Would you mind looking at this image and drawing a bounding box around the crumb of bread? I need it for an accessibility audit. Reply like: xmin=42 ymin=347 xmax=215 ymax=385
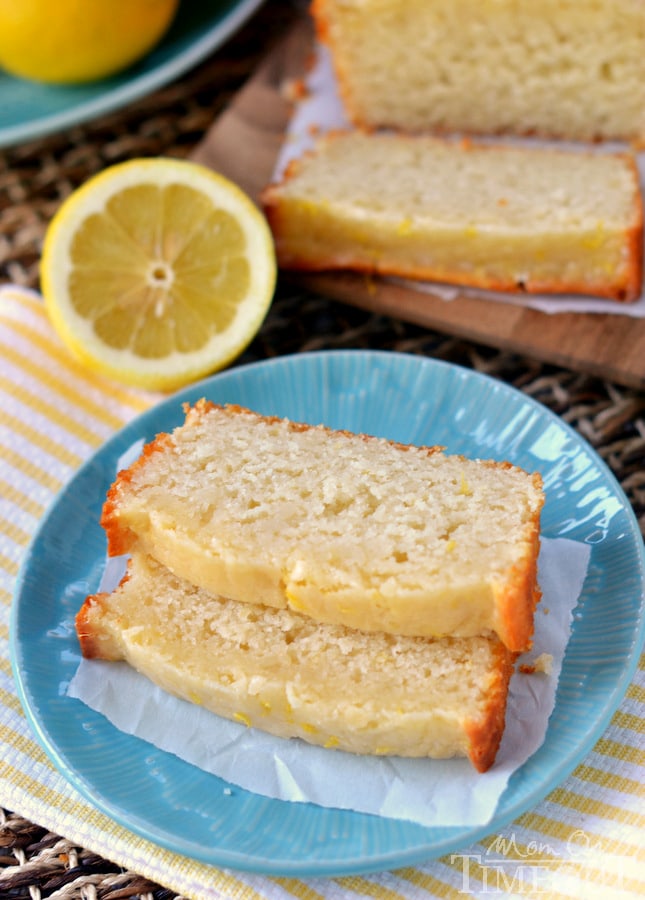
xmin=281 ymin=77 xmax=308 ymax=102
xmin=520 ymin=653 xmax=553 ymax=676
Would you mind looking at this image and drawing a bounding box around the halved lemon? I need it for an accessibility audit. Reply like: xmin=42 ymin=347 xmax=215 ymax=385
xmin=41 ymin=158 xmax=277 ymax=391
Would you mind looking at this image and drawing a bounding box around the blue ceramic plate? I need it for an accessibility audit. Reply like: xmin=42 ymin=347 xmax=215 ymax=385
xmin=0 ymin=0 xmax=264 ymax=148
xmin=11 ymin=350 xmax=645 ymax=876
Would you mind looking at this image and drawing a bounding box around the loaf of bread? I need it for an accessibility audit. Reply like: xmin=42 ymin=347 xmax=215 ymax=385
xmin=76 ymin=553 xmax=515 ymax=771
xmin=311 ymin=0 xmax=645 ymax=145
xmin=101 ymin=400 xmax=544 ymax=652
xmin=261 ymin=132 xmax=643 ymax=302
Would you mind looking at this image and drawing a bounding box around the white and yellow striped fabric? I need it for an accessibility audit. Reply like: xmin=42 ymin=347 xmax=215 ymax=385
xmin=1 ymin=285 xmax=643 ymax=899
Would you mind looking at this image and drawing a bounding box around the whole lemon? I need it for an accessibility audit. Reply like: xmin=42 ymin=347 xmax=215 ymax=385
xmin=0 ymin=0 xmax=179 ymax=84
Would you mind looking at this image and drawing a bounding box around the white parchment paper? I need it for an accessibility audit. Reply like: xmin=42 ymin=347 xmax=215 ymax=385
xmin=68 ymin=533 xmax=590 ymax=829
xmin=272 ymin=44 xmax=645 ymax=319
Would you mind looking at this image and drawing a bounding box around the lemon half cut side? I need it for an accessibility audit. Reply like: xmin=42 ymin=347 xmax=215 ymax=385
xmin=41 ymin=158 xmax=277 ymax=391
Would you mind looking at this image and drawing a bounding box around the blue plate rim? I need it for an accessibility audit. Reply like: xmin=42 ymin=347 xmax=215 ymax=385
xmin=0 ymin=0 xmax=265 ymax=148
xmin=10 ymin=348 xmax=645 ymax=876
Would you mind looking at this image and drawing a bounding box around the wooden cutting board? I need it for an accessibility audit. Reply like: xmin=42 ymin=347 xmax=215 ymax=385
xmin=192 ymin=16 xmax=645 ymax=391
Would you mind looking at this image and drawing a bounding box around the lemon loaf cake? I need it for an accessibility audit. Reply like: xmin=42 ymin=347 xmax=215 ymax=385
xmin=76 ymin=553 xmax=515 ymax=771
xmin=261 ymin=132 xmax=643 ymax=302
xmin=311 ymin=0 xmax=645 ymax=144
xmin=101 ymin=400 xmax=544 ymax=652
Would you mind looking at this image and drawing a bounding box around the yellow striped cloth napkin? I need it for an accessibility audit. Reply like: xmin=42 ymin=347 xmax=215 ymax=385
xmin=1 ymin=285 xmax=644 ymax=899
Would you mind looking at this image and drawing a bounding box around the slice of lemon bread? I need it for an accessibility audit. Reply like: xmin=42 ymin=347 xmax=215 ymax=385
xmin=77 ymin=553 xmax=515 ymax=771
xmin=311 ymin=0 xmax=645 ymax=144
xmin=261 ymin=132 xmax=643 ymax=302
xmin=102 ymin=400 xmax=544 ymax=652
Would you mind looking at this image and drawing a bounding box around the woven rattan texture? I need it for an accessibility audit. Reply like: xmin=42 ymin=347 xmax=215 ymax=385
xmin=0 ymin=809 xmax=178 ymax=900
xmin=0 ymin=3 xmax=643 ymax=898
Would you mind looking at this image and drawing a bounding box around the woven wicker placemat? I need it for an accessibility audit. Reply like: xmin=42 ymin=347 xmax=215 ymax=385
xmin=0 ymin=808 xmax=176 ymax=900
xmin=0 ymin=2 xmax=643 ymax=897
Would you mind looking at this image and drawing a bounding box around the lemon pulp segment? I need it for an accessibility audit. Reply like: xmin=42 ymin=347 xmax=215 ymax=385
xmin=69 ymin=184 xmax=248 ymax=358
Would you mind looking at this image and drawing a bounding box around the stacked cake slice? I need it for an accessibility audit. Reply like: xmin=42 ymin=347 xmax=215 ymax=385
xmin=76 ymin=400 xmax=544 ymax=771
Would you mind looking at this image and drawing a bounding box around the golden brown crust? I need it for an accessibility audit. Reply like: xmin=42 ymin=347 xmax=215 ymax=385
xmin=493 ymin=470 xmax=543 ymax=652
xmin=76 ymin=594 xmax=116 ymax=660
xmin=76 ymin=565 xmax=134 ymax=660
xmin=309 ymin=0 xmax=361 ymax=125
xmin=75 ymin=596 xmax=100 ymax=658
xmin=496 ymin=534 xmax=542 ymax=653
xmin=465 ymin=644 xmax=516 ymax=773
xmin=621 ymin=154 xmax=645 ymax=300
xmin=101 ymin=430 xmax=173 ymax=556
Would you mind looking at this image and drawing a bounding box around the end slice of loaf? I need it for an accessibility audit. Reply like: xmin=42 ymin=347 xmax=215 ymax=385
xmin=312 ymin=0 xmax=645 ymax=145
xmin=101 ymin=400 xmax=544 ymax=652
xmin=261 ymin=132 xmax=643 ymax=302
xmin=76 ymin=553 xmax=515 ymax=771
